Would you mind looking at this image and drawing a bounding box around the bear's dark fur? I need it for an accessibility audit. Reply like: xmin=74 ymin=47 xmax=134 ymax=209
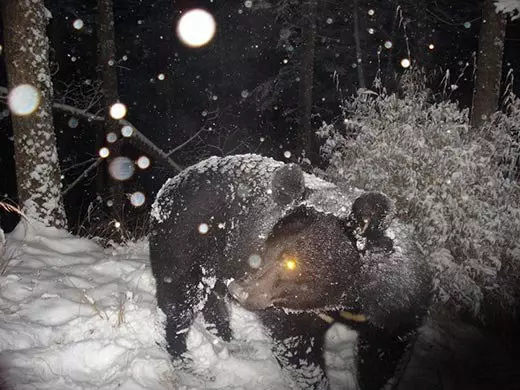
xmin=150 ymin=154 xmax=432 ymax=389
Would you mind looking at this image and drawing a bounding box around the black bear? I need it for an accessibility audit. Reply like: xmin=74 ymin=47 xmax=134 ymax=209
xmin=149 ymin=154 xmax=431 ymax=389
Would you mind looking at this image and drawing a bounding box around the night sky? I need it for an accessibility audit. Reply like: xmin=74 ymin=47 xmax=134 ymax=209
xmin=0 ymin=0 xmax=519 ymax=233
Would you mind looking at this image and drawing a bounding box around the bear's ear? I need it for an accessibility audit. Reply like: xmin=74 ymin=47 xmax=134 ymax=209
xmin=350 ymin=191 xmax=394 ymax=235
xmin=271 ymin=163 xmax=305 ymax=206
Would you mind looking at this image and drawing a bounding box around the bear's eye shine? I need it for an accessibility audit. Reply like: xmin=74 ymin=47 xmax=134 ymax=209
xmin=281 ymin=254 xmax=298 ymax=271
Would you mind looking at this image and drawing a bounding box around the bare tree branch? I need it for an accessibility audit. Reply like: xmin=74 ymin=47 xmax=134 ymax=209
xmin=0 ymin=85 xmax=183 ymax=172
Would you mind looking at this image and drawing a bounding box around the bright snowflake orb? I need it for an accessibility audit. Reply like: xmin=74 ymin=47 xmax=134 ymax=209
xmin=121 ymin=125 xmax=134 ymax=137
xmin=463 ymin=21 xmax=471 ymax=29
xmin=248 ymin=254 xmax=262 ymax=269
xmin=176 ymin=9 xmax=216 ymax=48
xmin=137 ymin=155 xmax=150 ymax=169
xmin=68 ymin=117 xmax=79 ymax=128
xmin=367 ymin=28 xmax=375 ymax=34
xmin=368 ymin=9 xmax=375 ymax=16
xmin=8 ymin=84 xmax=40 ymax=116
xmin=244 ymin=0 xmax=253 ymax=8
xmin=400 ymin=58 xmax=411 ymax=68
xmin=198 ymin=223 xmax=209 ymax=234
xmin=260 ymin=137 xmax=265 ymax=142
xmin=384 ymin=40 xmax=393 ymax=49
xmin=73 ymin=19 xmax=84 ymax=30
xmin=106 ymin=132 xmax=117 ymax=143
xmin=283 ymin=151 xmax=291 ymax=159
xmin=106 ymin=200 xmax=114 ymax=207
xmin=241 ymin=90 xmax=249 ymax=98
xmin=130 ymin=191 xmax=146 ymax=207
xmin=99 ymin=147 xmax=110 ymax=158
xmin=108 ymin=156 xmax=135 ymax=181
xmin=428 ymin=43 xmax=435 ymax=50
xmin=326 ymin=18 xmax=333 ymax=24
xmin=109 ymin=102 xmax=127 ymax=119
xmin=158 ymin=73 xmax=165 ymax=80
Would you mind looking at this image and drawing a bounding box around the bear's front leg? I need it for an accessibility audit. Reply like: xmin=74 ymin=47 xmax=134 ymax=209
xmin=260 ymin=310 xmax=329 ymax=390
xmin=156 ymin=272 xmax=209 ymax=360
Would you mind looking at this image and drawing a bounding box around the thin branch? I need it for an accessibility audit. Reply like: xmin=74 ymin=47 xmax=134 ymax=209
xmin=167 ymin=126 xmax=207 ymax=156
xmin=0 ymin=86 xmax=183 ymax=172
xmin=62 ymin=158 xmax=103 ymax=196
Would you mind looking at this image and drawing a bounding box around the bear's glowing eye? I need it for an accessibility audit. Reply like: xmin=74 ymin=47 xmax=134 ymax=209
xmin=282 ymin=255 xmax=298 ymax=271
xmin=285 ymin=259 xmax=297 ymax=270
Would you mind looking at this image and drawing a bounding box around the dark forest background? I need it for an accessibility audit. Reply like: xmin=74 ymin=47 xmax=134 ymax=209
xmin=1 ymin=0 xmax=519 ymax=236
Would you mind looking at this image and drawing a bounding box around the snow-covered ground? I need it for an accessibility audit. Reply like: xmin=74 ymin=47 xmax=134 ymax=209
xmin=0 ymin=220 xmax=358 ymax=390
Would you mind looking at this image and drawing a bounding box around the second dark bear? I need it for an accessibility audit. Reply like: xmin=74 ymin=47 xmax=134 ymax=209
xmin=150 ymin=154 xmax=431 ymax=389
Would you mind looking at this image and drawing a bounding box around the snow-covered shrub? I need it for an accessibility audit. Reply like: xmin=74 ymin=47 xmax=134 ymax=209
xmin=318 ymin=73 xmax=520 ymax=319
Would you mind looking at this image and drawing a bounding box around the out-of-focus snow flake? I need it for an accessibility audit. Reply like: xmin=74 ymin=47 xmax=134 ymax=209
xmin=137 ymin=156 xmax=150 ymax=169
xmin=198 ymin=223 xmax=209 ymax=234
xmin=280 ymin=28 xmax=291 ymax=40
xmin=106 ymin=132 xmax=117 ymax=143
xmin=326 ymin=18 xmax=333 ymax=24
xmin=384 ymin=41 xmax=393 ymax=49
xmin=73 ymin=19 xmax=84 ymax=30
xmin=400 ymin=58 xmax=411 ymax=68
xmin=428 ymin=43 xmax=435 ymax=50
xmin=367 ymin=28 xmax=375 ymax=34
xmin=108 ymin=157 xmax=135 ymax=181
xmin=368 ymin=9 xmax=375 ymax=16
xmin=176 ymin=9 xmax=216 ymax=48
xmin=241 ymin=90 xmax=249 ymax=98
xmin=244 ymin=0 xmax=253 ymax=8
xmin=99 ymin=147 xmax=110 ymax=158
xmin=68 ymin=117 xmax=79 ymax=128
xmin=130 ymin=192 xmax=146 ymax=207
xmin=109 ymin=102 xmax=127 ymax=120
xmin=121 ymin=125 xmax=134 ymax=137
xmin=8 ymin=84 xmax=40 ymax=116
xmin=248 ymin=254 xmax=262 ymax=269
xmin=463 ymin=21 xmax=471 ymax=28
xmin=283 ymin=151 xmax=291 ymax=159
xmin=157 ymin=73 xmax=165 ymax=80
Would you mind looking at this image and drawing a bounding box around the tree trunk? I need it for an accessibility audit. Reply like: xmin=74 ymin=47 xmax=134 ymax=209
xmin=470 ymin=0 xmax=507 ymax=130
xmin=298 ymin=0 xmax=318 ymax=164
xmin=96 ymin=0 xmax=124 ymax=222
xmin=353 ymin=0 xmax=366 ymax=89
xmin=1 ymin=0 xmax=67 ymax=228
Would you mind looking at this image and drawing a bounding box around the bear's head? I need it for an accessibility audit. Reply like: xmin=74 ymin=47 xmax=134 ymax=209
xmin=228 ymin=163 xmax=361 ymax=312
